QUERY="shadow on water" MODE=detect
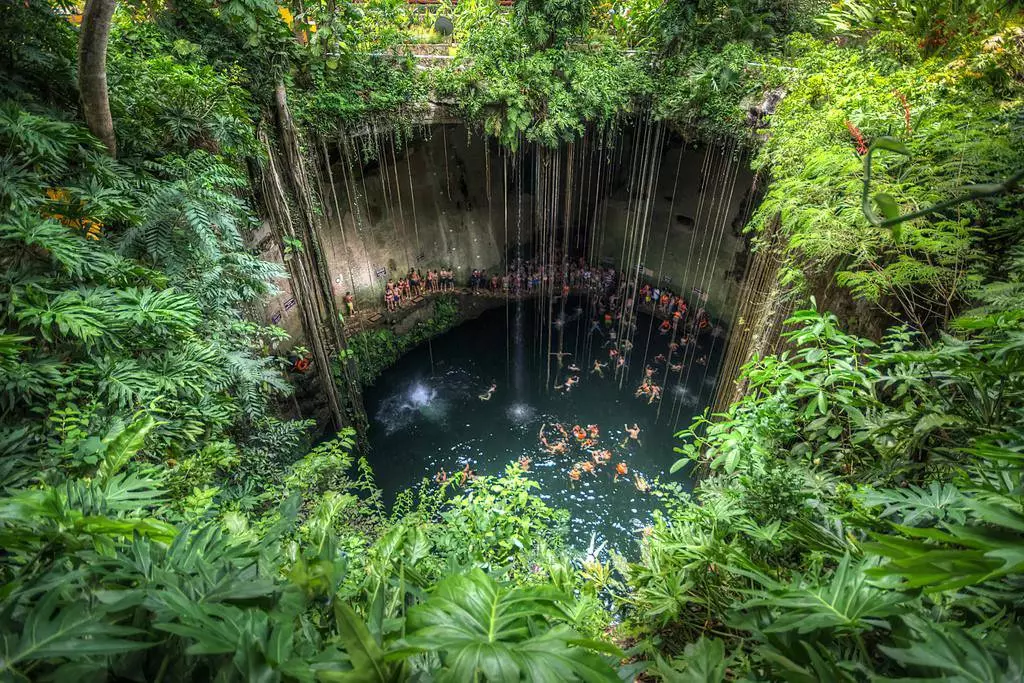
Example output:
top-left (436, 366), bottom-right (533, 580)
top-left (362, 298), bottom-right (724, 558)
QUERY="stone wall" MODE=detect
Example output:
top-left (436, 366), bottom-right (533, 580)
top-left (256, 123), bottom-right (757, 350)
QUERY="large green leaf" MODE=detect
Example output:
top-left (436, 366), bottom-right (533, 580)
top-left (403, 569), bottom-right (621, 682)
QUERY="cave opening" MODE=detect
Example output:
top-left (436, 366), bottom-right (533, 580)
top-left (312, 120), bottom-right (760, 555)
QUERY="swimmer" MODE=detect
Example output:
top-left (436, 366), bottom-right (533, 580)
top-left (551, 350), bottom-right (572, 368)
top-left (591, 360), bottom-right (607, 377)
top-left (567, 363), bottom-right (581, 372)
top-left (634, 473), bottom-right (650, 492)
top-left (622, 339), bottom-right (633, 352)
top-left (519, 456), bottom-right (532, 472)
top-left (555, 375), bottom-right (580, 393)
top-left (696, 355), bottom-right (708, 366)
top-left (572, 424), bottom-right (587, 441)
top-left (644, 366), bottom-right (656, 379)
top-left (434, 468), bottom-right (448, 484)
top-left (587, 424), bottom-right (599, 439)
top-left (543, 439), bottom-right (567, 455)
top-left (581, 461), bottom-right (596, 476)
top-left (654, 353), bottom-right (667, 365)
top-left (616, 356), bottom-right (626, 371)
top-left (670, 362), bottom-right (684, 373)
top-left (478, 382), bottom-right (497, 401)
top-left (635, 381), bottom-right (652, 399)
top-left (614, 461), bottom-right (628, 482)
top-left (458, 463), bottom-right (475, 486)
top-left (621, 423), bottom-right (642, 447)
top-left (569, 466), bottom-right (581, 487)
top-left (648, 384), bottom-right (662, 405)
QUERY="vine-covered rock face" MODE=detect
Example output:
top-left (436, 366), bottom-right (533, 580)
top-left (2, 0), bottom-right (1023, 680)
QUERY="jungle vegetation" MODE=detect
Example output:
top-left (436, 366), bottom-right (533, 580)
top-left (0, 0), bottom-right (1022, 680)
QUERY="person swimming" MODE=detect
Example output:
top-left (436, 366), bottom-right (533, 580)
top-left (539, 424), bottom-right (568, 455)
top-left (555, 375), bottom-right (579, 393)
top-left (572, 424), bottom-right (586, 441)
top-left (635, 380), bottom-right (652, 399)
top-left (434, 468), bottom-right (448, 484)
top-left (519, 456), bottom-right (532, 472)
top-left (614, 461), bottom-right (628, 482)
top-left (634, 473), bottom-right (650, 492)
top-left (581, 461), bottom-right (596, 476)
top-left (654, 353), bottom-right (667, 364)
top-left (567, 363), bottom-right (581, 372)
top-left (591, 360), bottom-right (607, 377)
top-left (648, 384), bottom-right (662, 404)
top-left (621, 423), bottom-right (641, 447)
top-left (670, 362), bottom-right (684, 373)
top-left (568, 466), bottom-right (581, 487)
top-left (458, 463), bottom-right (476, 486)
top-left (587, 424), bottom-right (599, 439)
top-left (478, 382), bottom-right (497, 401)
top-left (644, 366), bottom-right (656, 379)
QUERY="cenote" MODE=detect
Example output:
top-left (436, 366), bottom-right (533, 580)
top-left (363, 296), bottom-right (724, 557)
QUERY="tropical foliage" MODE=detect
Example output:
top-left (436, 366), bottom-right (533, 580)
top-left (2, 0), bottom-right (1024, 680)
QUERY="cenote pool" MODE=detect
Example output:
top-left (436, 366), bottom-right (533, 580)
top-left (363, 298), bottom-right (725, 558)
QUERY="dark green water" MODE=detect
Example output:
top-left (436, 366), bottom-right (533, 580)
top-left (363, 298), bottom-right (724, 558)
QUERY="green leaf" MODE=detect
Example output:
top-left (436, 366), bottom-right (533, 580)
top-left (97, 414), bottom-right (156, 482)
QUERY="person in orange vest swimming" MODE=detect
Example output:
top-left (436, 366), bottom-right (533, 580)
top-left (614, 461), bottom-right (628, 482)
top-left (568, 466), bottom-right (581, 487)
top-left (587, 424), bottom-right (599, 439)
top-left (581, 461), bottom-right (596, 476)
top-left (572, 424), bottom-right (587, 441)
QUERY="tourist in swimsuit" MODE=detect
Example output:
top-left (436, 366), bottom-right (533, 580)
top-left (572, 425), bottom-right (586, 441)
top-left (654, 353), bottom-right (667, 365)
top-left (581, 461), bottom-right (596, 476)
top-left (569, 466), bottom-right (581, 487)
top-left (614, 461), bottom-right (628, 482)
top-left (670, 362), bottom-right (684, 373)
top-left (519, 456), bottom-right (531, 472)
top-left (621, 423), bottom-right (641, 447)
top-left (587, 424), bottom-right (599, 439)
top-left (555, 375), bottom-right (579, 393)
top-left (591, 360), bottom-right (606, 377)
top-left (435, 468), bottom-right (448, 484)
top-left (648, 384), bottom-right (662, 404)
top-left (567, 363), bottom-right (581, 372)
top-left (634, 473), bottom-right (650, 492)
top-left (478, 382), bottom-right (497, 401)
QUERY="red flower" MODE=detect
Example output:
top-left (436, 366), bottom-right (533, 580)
top-left (893, 90), bottom-right (912, 134)
top-left (845, 120), bottom-right (868, 155)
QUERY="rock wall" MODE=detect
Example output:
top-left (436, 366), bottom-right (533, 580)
top-left (256, 123), bottom-right (757, 349)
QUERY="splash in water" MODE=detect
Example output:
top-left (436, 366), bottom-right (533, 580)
top-left (375, 379), bottom-right (446, 434)
top-left (408, 382), bottom-right (436, 406)
top-left (506, 402), bottom-right (537, 425)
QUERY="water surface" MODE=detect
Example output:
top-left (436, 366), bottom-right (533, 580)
top-left (363, 298), bottom-right (724, 558)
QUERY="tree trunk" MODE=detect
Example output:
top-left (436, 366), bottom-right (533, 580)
top-left (78, 0), bottom-right (117, 156)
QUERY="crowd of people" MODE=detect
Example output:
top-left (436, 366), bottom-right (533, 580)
top-left (535, 421), bottom-right (649, 490)
top-left (382, 267), bottom-right (459, 311)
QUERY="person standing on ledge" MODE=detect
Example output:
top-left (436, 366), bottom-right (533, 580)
top-left (343, 292), bottom-right (355, 317)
